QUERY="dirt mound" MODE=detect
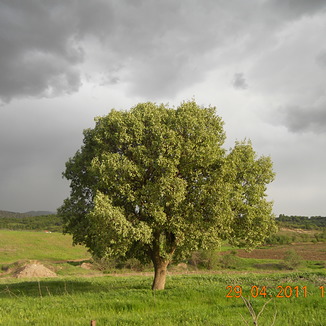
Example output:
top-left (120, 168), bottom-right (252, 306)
top-left (80, 262), bottom-right (93, 270)
top-left (14, 261), bottom-right (57, 278)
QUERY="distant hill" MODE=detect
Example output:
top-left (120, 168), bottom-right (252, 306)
top-left (0, 210), bottom-right (25, 218)
top-left (0, 210), bottom-right (62, 232)
top-left (24, 211), bottom-right (55, 217)
top-left (0, 210), bottom-right (55, 218)
top-left (276, 214), bottom-right (326, 229)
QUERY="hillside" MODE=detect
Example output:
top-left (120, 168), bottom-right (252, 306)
top-left (0, 210), bottom-right (55, 218)
top-left (0, 230), bottom-right (90, 264)
top-left (0, 213), bottom-right (62, 232)
top-left (24, 210), bottom-right (56, 217)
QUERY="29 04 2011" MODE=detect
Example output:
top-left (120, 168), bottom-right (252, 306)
top-left (226, 285), bottom-right (325, 298)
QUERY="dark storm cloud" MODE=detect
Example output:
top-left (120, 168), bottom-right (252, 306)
top-left (0, 0), bottom-right (118, 102)
top-left (0, 0), bottom-right (195, 101)
top-left (0, 0), bottom-right (264, 101)
top-left (0, 0), bottom-right (85, 102)
top-left (1, 0), bottom-right (326, 102)
top-left (0, 1), bottom-right (206, 100)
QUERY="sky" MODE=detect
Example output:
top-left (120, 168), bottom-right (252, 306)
top-left (0, 0), bottom-right (325, 216)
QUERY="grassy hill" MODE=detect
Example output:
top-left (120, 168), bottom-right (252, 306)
top-left (0, 213), bottom-right (325, 275)
top-left (0, 230), bottom-right (90, 264)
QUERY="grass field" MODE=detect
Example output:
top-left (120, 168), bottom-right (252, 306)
top-left (0, 272), bottom-right (325, 325)
top-left (0, 229), bottom-right (325, 325)
top-left (0, 230), bottom-right (90, 264)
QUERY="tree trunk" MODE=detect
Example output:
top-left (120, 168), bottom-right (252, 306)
top-left (152, 259), bottom-right (169, 290)
top-left (150, 231), bottom-right (175, 290)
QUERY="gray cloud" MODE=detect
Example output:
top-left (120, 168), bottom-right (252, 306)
top-left (279, 103), bottom-right (326, 134)
top-left (6, 0), bottom-right (324, 102)
top-left (232, 73), bottom-right (248, 90)
top-left (267, 0), bottom-right (326, 19)
top-left (0, 0), bottom-right (85, 102)
top-left (0, 0), bottom-right (206, 101)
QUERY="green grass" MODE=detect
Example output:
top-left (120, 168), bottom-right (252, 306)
top-left (0, 230), bottom-right (325, 324)
top-left (0, 230), bottom-right (90, 264)
top-left (0, 272), bottom-right (325, 325)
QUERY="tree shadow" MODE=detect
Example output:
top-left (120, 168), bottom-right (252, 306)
top-left (253, 263), bottom-right (285, 270)
top-left (0, 276), bottom-right (152, 298)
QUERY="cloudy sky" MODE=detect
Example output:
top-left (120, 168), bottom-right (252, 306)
top-left (1, 0), bottom-right (325, 216)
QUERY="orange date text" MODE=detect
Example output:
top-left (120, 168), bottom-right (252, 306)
top-left (226, 285), bottom-right (325, 298)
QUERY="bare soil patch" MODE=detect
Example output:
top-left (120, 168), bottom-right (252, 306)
top-left (236, 242), bottom-right (326, 261)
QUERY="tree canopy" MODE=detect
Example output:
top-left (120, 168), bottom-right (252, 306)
top-left (58, 101), bottom-right (276, 289)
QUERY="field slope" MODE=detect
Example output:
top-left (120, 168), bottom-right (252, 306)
top-left (0, 230), bottom-right (90, 264)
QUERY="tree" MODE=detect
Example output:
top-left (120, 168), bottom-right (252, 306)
top-left (58, 101), bottom-right (276, 290)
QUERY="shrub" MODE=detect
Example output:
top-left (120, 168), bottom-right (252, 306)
top-left (91, 256), bottom-right (118, 271)
top-left (219, 250), bottom-right (240, 269)
top-left (283, 249), bottom-right (302, 270)
top-left (265, 234), bottom-right (292, 245)
top-left (188, 250), bottom-right (219, 270)
top-left (123, 258), bottom-right (143, 271)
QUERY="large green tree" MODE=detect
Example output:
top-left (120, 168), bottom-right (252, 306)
top-left (58, 101), bottom-right (276, 289)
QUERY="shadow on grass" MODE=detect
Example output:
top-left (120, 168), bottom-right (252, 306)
top-left (0, 276), bottom-right (153, 298)
top-left (253, 263), bottom-right (285, 270)
top-left (66, 259), bottom-right (91, 267)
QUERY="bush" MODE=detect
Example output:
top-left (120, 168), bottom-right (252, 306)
top-left (92, 256), bottom-right (147, 272)
top-left (188, 250), bottom-right (220, 270)
top-left (123, 258), bottom-right (143, 271)
top-left (91, 256), bottom-right (118, 271)
top-left (315, 229), bottom-right (326, 242)
top-left (219, 250), bottom-right (240, 269)
top-left (265, 234), bottom-right (292, 245)
top-left (283, 249), bottom-right (302, 270)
